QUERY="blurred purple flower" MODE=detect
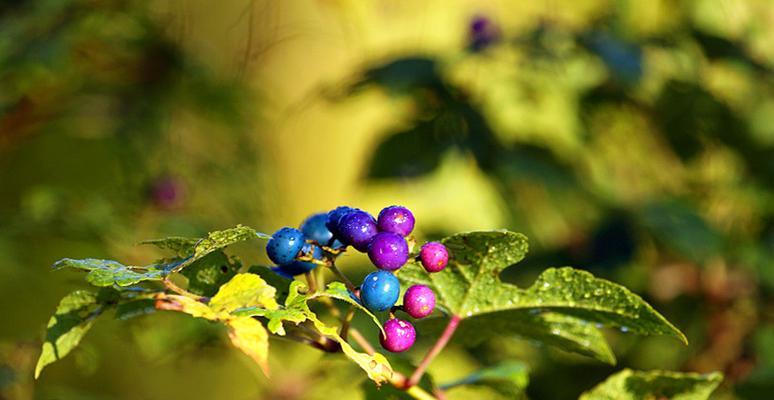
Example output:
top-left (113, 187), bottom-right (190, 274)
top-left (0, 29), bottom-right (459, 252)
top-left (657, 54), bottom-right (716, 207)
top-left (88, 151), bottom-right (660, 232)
top-left (149, 176), bottom-right (185, 210)
top-left (469, 15), bottom-right (500, 52)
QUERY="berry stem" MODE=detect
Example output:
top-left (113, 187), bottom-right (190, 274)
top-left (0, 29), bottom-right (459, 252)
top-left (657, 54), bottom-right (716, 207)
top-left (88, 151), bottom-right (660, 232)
top-left (405, 386), bottom-right (439, 400)
top-left (305, 271), bottom-right (317, 292)
top-left (348, 328), bottom-right (376, 355)
top-left (348, 328), bottom-right (438, 400)
top-left (406, 314), bottom-right (461, 388)
top-left (328, 261), bottom-right (358, 294)
top-left (339, 305), bottom-right (355, 339)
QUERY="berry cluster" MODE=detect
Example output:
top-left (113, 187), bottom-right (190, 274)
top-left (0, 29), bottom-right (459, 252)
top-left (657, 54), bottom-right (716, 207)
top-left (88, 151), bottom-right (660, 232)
top-left (265, 205), bottom-right (449, 353)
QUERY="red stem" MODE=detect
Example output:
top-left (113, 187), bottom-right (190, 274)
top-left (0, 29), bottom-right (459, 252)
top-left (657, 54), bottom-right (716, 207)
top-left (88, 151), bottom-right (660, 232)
top-left (406, 314), bottom-right (461, 388)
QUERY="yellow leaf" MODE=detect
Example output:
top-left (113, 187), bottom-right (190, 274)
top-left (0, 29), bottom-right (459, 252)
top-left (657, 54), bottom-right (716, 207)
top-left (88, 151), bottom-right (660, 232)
top-left (227, 317), bottom-right (270, 376)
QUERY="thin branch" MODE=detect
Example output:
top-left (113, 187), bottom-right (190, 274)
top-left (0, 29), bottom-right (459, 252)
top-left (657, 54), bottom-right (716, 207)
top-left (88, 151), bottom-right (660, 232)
top-left (406, 315), bottom-right (461, 388)
top-left (339, 306), bottom-right (355, 340)
top-left (348, 327), bottom-right (375, 355)
top-left (305, 271), bottom-right (317, 292)
top-left (329, 263), bottom-right (357, 294)
top-left (162, 277), bottom-right (207, 302)
top-left (405, 386), bottom-right (439, 400)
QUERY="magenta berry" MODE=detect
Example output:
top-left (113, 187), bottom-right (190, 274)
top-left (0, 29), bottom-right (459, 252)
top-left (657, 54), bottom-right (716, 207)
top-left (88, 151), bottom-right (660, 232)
top-left (403, 285), bottom-right (435, 319)
top-left (419, 242), bottom-right (448, 272)
top-left (377, 205), bottom-right (415, 237)
top-left (338, 210), bottom-right (378, 252)
top-left (368, 232), bottom-right (409, 271)
top-left (379, 318), bottom-right (416, 353)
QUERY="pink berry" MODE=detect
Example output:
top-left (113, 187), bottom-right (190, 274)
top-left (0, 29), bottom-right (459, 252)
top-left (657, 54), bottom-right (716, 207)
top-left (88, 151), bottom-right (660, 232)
top-left (403, 285), bottom-right (435, 319)
top-left (419, 242), bottom-right (448, 272)
top-left (379, 318), bottom-right (416, 353)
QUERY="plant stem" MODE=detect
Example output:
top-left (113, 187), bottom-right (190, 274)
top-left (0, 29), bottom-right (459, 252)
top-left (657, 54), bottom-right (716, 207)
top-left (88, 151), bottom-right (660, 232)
top-left (406, 314), bottom-right (461, 388)
top-left (329, 263), bottom-right (357, 294)
top-left (305, 271), bottom-right (317, 292)
top-left (405, 385), bottom-right (439, 400)
top-left (163, 277), bottom-right (207, 301)
top-left (349, 327), bottom-right (375, 355)
top-left (339, 306), bottom-right (355, 339)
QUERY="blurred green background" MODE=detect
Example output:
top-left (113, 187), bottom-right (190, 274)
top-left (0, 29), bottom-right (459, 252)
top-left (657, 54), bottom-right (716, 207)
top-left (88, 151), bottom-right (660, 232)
top-left (1, 0), bottom-right (773, 399)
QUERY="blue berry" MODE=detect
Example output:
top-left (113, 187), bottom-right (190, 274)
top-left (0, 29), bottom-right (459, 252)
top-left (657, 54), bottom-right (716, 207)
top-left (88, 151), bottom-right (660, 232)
top-left (272, 243), bottom-right (322, 277)
top-left (360, 270), bottom-right (400, 312)
top-left (377, 206), bottom-right (415, 237)
top-left (266, 227), bottom-right (305, 265)
top-left (368, 232), bottom-right (409, 271)
top-left (271, 265), bottom-right (296, 280)
top-left (326, 206), bottom-right (354, 238)
top-left (300, 213), bottom-right (334, 246)
top-left (339, 210), bottom-right (378, 251)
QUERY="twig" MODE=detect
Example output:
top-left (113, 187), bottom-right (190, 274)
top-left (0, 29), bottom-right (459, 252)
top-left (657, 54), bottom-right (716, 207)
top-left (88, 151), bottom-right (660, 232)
top-left (305, 271), bottom-right (317, 292)
top-left (405, 385), bottom-right (439, 400)
top-left (348, 327), bottom-right (375, 355)
top-left (163, 277), bottom-right (207, 302)
top-left (329, 263), bottom-right (357, 294)
top-left (406, 315), bottom-right (461, 388)
top-left (339, 306), bottom-right (355, 340)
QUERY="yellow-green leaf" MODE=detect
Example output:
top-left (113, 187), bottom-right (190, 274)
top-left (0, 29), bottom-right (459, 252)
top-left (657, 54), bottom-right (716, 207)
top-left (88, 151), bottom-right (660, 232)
top-left (226, 317), bottom-right (270, 375)
top-left (35, 291), bottom-right (103, 378)
top-left (209, 273), bottom-right (278, 316)
top-left (153, 273), bottom-right (278, 376)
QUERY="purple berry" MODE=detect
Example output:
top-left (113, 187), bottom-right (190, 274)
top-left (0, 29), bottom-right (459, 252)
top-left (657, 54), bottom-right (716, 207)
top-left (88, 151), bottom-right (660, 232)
top-left (377, 206), bottom-right (415, 237)
top-left (379, 318), bottom-right (416, 353)
top-left (326, 206), bottom-right (354, 238)
top-left (338, 210), bottom-right (378, 252)
top-left (403, 285), bottom-right (435, 319)
top-left (419, 242), bottom-right (448, 272)
top-left (368, 232), bottom-right (409, 271)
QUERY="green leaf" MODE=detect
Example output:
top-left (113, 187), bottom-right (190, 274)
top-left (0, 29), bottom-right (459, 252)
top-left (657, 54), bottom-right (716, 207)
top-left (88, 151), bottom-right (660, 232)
top-left (35, 291), bottom-right (103, 378)
top-left (522, 267), bottom-right (687, 343)
top-left (237, 306), bottom-right (308, 336)
top-left (180, 251), bottom-right (240, 297)
top-left (580, 369), bottom-right (723, 400)
top-left (192, 225), bottom-right (268, 259)
top-left (313, 282), bottom-right (384, 334)
top-left (397, 231), bottom-right (687, 363)
top-left (234, 281), bottom-right (385, 335)
top-left (140, 236), bottom-right (199, 256)
top-left (53, 258), bottom-right (177, 287)
top-left (114, 299), bottom-right (157, 320)
top-left (143, 225), bottom-right (268, 257)
top-left (442, 311), bottom-right (615, 364)
top-left (58, 226), bottom-right (267, 288)
top-left (397, 230), bottom-right (530, 317)
top-left (440, 361), bottom-right (529, 397)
